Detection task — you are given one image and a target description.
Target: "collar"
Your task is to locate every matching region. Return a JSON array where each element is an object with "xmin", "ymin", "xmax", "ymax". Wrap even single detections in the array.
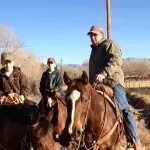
[{"xmin": 90, "ymin": 38, "xmax": 105, "ymax": 48}]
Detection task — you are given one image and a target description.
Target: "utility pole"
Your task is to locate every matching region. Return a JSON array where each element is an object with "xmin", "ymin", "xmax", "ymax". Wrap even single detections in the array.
[{"xmin": 106, "ymin": 0, "xmax": 111, "ymax": 39}]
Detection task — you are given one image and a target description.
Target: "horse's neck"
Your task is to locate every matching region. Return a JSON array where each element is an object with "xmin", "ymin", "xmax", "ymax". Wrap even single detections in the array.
[
  {"xmin": 86, "ymin": 88, "xmax": 107, "ymax": 136},
  {"xmin": 57, "ymin": 99, "xmax": 67, "ymax": 127},
  {"xmin": 88, "ymin": 88, "xmax": 106, "ymax": 122},
  {"xmin": 86, "ymin": 88, "xmax": 117, "ymax": 140}
]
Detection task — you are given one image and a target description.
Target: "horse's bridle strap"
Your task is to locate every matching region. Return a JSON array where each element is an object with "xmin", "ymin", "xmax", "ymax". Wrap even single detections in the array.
[
  {"xmin": 98, "ymin": 121, "xmax": 119, "ymax": 145},
  {"xmin": 96, "ymin": 90, "xmax": 116, "ymax": 108}
]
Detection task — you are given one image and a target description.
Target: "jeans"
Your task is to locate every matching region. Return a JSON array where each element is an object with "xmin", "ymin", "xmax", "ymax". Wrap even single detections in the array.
[{"xmin": 112, "ymin": 84, "xmax": 140, "ymax": 143}]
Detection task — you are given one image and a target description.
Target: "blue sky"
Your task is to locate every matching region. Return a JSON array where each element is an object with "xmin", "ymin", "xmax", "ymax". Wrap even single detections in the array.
[{"xmin": 0, "ymin": 0, "xmax": 150, "ymax": 64}]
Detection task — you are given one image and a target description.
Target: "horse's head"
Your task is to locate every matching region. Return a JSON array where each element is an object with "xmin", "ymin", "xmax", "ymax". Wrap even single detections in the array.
[
  {"xmin": 32, "ymin": 89, "xmax": 67, "ymax": 149},
  {"xmin": 31, "ymin": 115, "xmax": 62, "ymax": 150},
  {"xmin": 63, "ymin": 71, "xmax": 91, "ymax": 139},
  {"xmin": 38, "ymin": 89, "xmax": 60, "ymax": 119}
]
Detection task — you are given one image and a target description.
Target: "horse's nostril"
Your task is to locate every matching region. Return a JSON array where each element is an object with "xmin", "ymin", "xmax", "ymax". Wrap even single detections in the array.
[{"xmin": 75, "ymin": 129, "xmax": 81, "ymax": 137}]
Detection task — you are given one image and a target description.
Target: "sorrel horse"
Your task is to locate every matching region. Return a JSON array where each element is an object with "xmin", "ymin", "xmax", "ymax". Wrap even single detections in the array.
[
  {"xmin": 0, "ymin": 103, "xmax": 39, "ymax": 150},
  {"xmin": 63, "ymin": 71, "xmax": 123, "ymax": 150},
  {"xmin": 31, "ymin": 89, "xmax": 67, "ymax": 150}
]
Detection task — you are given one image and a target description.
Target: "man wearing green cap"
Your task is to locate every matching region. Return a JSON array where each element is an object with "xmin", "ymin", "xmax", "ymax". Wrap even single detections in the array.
[
  {"xmin": 87, "ymin": 25, "xmax": 142, "ymax": 150},
  {"xmin": 0, "ymin": 52, "xmax": 29, "ymax": 102}
]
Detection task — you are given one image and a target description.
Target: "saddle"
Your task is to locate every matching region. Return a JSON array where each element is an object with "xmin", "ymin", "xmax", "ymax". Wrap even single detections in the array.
[{"xmin": 94, "ymin": 83, "xmax": 113, "ymax": 98}]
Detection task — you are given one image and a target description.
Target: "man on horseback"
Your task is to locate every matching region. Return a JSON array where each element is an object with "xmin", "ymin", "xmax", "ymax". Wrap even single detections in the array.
[
  {"xmin": 87, "ymin": 25, "xmax": 142, "ymax": 150},
  {"xmin": 40, "ymin": 57, "xmax": 63, "ymax": 97},
  {"xmin": 0, "ymin": 52, "xmax": 29, "ymax": 103}
]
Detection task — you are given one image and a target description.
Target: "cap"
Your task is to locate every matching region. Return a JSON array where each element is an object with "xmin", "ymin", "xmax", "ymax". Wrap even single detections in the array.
[
  {"xmin": 87, "ymin": 25, "xmax": 104, "ymax": 35},
  {"xmin": 47, "ymin": 57, "xmax": 56, "ymax": 63},
  {"xmin": 1, "ymin": 52, "xmax": 13, "ymax": 61}
]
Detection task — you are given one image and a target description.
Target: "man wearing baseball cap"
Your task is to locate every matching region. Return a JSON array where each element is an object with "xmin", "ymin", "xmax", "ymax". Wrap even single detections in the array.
[
  {"xmin": 88, "ymin": 25, "xmax": 142, "ymax": 150},
  {"xmin": 0, "ymin": 52, "xmax": 29, "ymax": 102},
  {"xmin": 39, "ymin": 57, "xmax": 63, "ymax": 96}
]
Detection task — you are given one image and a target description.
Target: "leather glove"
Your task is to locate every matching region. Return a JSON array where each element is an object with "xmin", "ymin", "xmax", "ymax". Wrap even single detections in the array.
[
  {"xmin": 19, "ymin": 95, "xmax": 25, "ymax": 101},
  {"xmin": 95, "ymin": 74, "xmax": 106, "ymax": 83}
]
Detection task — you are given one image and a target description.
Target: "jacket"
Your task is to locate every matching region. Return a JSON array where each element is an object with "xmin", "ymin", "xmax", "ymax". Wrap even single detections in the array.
[
  {"xmin": 89, "ymin": 39, "xmax": 124, "ymax": 87},
  {"xmin": 39, "ymin": 68, "xmax": 63, "ymax": 96},
  {"xmin": 0, "ymin": 66, "xmax": 29, "ymax": 97}
]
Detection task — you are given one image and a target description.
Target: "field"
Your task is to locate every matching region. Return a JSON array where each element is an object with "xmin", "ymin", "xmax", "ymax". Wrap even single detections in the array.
[{"xmin": 125, "ymin": 80, "xmax": 150, "ymax": 150}]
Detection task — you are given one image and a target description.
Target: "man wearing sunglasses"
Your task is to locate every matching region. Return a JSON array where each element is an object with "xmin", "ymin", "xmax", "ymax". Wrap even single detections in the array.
[{"xmin": 88, "ymin": 25, "xmax": 142, "ymax": 150}]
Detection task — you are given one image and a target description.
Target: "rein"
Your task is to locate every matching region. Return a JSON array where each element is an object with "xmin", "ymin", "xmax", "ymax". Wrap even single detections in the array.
[{"xmin": 55, "ymin": 95, "xmax": 67, "ymax": 107}]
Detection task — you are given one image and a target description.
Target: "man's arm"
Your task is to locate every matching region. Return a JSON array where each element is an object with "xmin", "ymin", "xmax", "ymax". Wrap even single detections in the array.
[
  {"xmin": 101, "ymin": 41, "xmax": 122, "ymax": 77},
  {"xmin": 20, "ymin": 72, "xmax": 29, "ymax": 97},
  {"xmin": 55, "ymin": 72, "xmax": 63, "ymax": 90}
]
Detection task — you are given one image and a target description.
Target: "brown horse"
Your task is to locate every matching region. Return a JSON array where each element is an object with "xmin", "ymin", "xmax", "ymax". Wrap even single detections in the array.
[
  {"xmin": 63, "ymin": 71, "xmax": 123, "ymax": 150},
  {"xmin": 31, "ymin": 89, "xmax": 67, "ymax": 150},
  {"xmin": 0, "ymin": 103, "xmax": 39, "ymax": 150}
]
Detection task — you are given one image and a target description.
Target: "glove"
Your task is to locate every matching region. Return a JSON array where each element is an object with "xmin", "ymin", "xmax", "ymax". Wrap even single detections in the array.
[
  {"xmin": 95, "ymin": 74, "xmax": 106, "ymax": 83},
  {"xmin": 19, "ymin": 95, "xmax": 25, "ymax": 101}
]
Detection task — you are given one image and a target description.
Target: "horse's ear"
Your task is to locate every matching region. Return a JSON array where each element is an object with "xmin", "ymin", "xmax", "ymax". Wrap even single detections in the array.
[
  {"xmin": 81, "ymin": 71, "xmax": 88, "ymax": 84},
  {"xmin": 63, "ymin": 72, "xmax": 72, "ymax": 85}
]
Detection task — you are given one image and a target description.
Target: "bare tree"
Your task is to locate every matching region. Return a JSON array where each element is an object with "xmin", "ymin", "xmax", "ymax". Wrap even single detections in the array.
[{"xmin": 0, "ymin": 24, "xmax": 24, "ymax": 52}]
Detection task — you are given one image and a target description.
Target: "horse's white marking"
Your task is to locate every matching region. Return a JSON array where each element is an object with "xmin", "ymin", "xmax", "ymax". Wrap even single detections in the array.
[
  {"xmin": 68, "ymin": 90, "xmax": 81, "ymax": 134},
  {"xmin": 48, "ymin": 97, "xmax": 53, "ymax": 108}
]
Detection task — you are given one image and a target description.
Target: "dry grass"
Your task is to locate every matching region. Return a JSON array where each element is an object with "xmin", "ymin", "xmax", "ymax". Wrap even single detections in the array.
[
  {"xmin": 127, "ymin": 88, "xmax": 150, "ymax": 150},
  {"xmin": 125, "ymin": 80, "xmax": 150, "ymax": 89}
]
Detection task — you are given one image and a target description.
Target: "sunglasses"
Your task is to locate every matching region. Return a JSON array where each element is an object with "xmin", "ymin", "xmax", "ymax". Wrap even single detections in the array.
[
  {"xmin": 47, "ymin": 62, "xmax": 54, "ymax": 64},
  {"xmin": 89, "ymin": 33, "xmax": 98, "ymax": 36}
]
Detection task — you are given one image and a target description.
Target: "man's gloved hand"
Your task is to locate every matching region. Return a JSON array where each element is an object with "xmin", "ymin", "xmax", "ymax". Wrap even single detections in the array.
[
  {"xmin": 19, "ymin": 95, "xmax": 25, "ymax": 101},
  {"xmin": 95, "ymin": 74, "xmax": 106, "ymax": 83}
]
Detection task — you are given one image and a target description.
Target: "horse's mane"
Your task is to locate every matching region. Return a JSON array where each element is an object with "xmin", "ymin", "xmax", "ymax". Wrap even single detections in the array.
[{"xmin": 0, "ymin": 103, "xmax": 39, "ymax": 125}]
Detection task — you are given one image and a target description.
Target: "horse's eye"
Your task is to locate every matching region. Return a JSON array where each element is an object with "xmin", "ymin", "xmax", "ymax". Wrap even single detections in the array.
[{"xmin": 82, "ymin": 98, "xmax": 88, "ymax": 103}]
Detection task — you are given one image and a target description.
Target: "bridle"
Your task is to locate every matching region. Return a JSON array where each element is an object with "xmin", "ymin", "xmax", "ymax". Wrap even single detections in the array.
[
  {"xmin": 70, "ymin": 83, "xmax": 122, "ymax": 150},
  {"xmin": 68, "ymin": 86, "xmax": 92, "ymax": 150}
]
